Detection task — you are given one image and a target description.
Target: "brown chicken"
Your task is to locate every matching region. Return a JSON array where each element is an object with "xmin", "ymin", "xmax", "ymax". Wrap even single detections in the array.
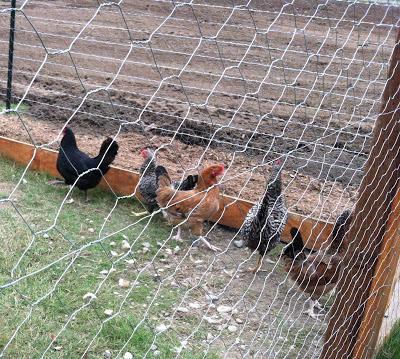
[
  {"xmin": 155, "ymin": 164, "xmax": 224, "ymax": 251},
  {"xmin": 282, "ymin": 210, "xmax": 352, "ymax": 319}
]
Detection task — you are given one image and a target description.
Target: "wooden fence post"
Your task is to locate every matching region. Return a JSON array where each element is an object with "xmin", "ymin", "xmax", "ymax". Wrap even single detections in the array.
[{"xmin": 321, "ymin": 28, "xmax": 400, "ymax": 359}]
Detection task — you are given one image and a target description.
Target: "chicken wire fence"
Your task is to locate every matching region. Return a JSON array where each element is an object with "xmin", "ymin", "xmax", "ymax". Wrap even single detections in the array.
[{"xmin": 0, "ymin": 0, "xmax": 399, "ymax": 358}]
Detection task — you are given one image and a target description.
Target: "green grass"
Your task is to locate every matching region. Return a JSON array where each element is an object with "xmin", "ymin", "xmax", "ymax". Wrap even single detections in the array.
[
  {"xmin": 375, "ymin": 321, "xmax": 400, "ymax": 359},
  {"xmin": 0, "ymin": 155, "xmax": 219, "ymax": 358},
  {"xmin": 0, "ymin": 102, "xmax": 29, "ymax": 113}
]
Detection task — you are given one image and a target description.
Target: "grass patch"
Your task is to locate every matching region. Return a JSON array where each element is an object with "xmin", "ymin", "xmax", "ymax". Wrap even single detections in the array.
[
  {"xmin": 375, "ymin": 321, "xmax": 400, "ymax": 359},
  {"xmin": 0, "ymin": 155, "xmax": 219, "ymax": 358},
  {"xmin": 0, "ymin": 102, "xmax": 29, "ymax": 113}
]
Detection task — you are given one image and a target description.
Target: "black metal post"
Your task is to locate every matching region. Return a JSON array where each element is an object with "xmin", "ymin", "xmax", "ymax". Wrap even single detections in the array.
[{"xmin": 6, "ymin": 0, "xmax": 17, "ymax": 110}]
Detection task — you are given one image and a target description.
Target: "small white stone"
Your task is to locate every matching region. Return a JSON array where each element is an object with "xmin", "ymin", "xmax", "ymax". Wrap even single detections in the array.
[
  {"xmin": 205, "ymin": 293, "xmax": 219, "ymax": 303},
  {"xmin": 22, "ymin": 178, "xmax": 28, "ymax": 184},
  {"xmin": 217, "ymin": 305, "xmax": 232, "ymax": 313},
  {"xmin": 83, "ymin": 292, "xmax": 97, "ymax": 302},
  {"xmin": 121, "ymin": 240, "xmax": 131, "ymax": 251},
  {"xmin": 110, "ymin": 241, "xmax": 116, "ymax": 246},
  {"xmin": 142, "ymin": 247, "xmax": 149, "ymax": 254},
  {"xmin": 123, "ymin": 352, "xmax": 133, "ymax": 359},
  {"xmin": 174, "ymin": 245, "xmax": 180, "ymax": 253},
  {"xmin": 122, "ymin": 234, "xmax": 129, "ymax": 240},
  {"xmin": 143, "ymin": 242, "xmax": 151, "ymax": 248},
  {"xmin": 103, "ymin": 350, "xmax": 112, "ymax": 359},
  {"xmin": 110, "ymin": 251, "xmax": 119, "ymax": 257},
  {"xmin": 154, "ymin": 350, "xmax": 161, "ymax": 356},
  {"xmin": 155, "ymin": 323, "xmax": 168, "ymax": 333},
  {"xmin": 118, "ymin": 278, "xmax": 130, "ymax": 288},
  {"xmin": 88, "ymin": 228, "xmax": 95, "ymax": 233},
  {"xmin": 207, "ymin": 333, "xmax": 214, "ymax": 341},
  {"xmin": 100, "ymin": 270, "xmax": 109, "ymax": 275},
  {"xmin": 43, "ymin": 233, "xmax": 49, "ymax": 239},
  {"xmin": 204, "ymin": 316, "xmax": 221, "ymax": 324},
  {"xmin": 235, "ymin": 317, "xmax": 244, "ymax": 324},
  {"xmin": 228, "ymin": 325, "xmax": 238, "ymax": 333},
  {"xmin": 66, "ymin": 198, "xmax": 74, "ymax": 204},
  {"xmin": 125, "ymin": 259, "xmax": 135, "ymax": 265},
  {"xmin": 150, "ymin": 344, "xmax": 157, "ymax": 351},
  {"xmin": 233, "ymin": 239, "xmax": 245, "ymax": 248},
  {"xmin": 104, "ymin": 309, "xmax": 114, "ymax": 316},
  {"xmin": 165, "ymin": 248, "xmax": 173, "ymax": 255},
  {"xmin": 189, "ymin": 302, "xmax": 201, "ymax": 309},
  {"xmin": 176, "ymin": 307, "xmax": 189, "ymax": 313}
]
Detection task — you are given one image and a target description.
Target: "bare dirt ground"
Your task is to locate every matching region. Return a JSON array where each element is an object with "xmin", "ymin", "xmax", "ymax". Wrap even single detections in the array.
[{"xmin": 0, "ymin": 0, "xmax": 399, "ymax": 358}]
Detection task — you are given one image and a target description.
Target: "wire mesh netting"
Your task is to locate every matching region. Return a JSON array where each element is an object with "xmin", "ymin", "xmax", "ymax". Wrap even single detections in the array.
[{"xmin": 0, "ymin": 0, "xmax": 399, "ymax": 358}]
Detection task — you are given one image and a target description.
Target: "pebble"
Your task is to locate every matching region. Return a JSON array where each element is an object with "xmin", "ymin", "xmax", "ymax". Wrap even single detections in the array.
[
  {"xmin": 155, "ymin": 323, "xmax": 168, "ymax": 333},
  {"xmin": 189, "ymin": 302, "xmax": 201, "ymax": 309},
  {"xmin": 142, "ymin": 247, "xmax": 149, "ymax": 254},
  {"xmin": 103, "ymin": 350, "xmax": 112, "ymax": 359},
  {"xmin": 22, "ymin": 178, "xmax": 28, "ymax": 184},
  {"xmin": 207, "ymin": 333, "xmax": 214, "ymax": 341},
  {"xmin": 205, "ymin": 293, "xmax": 219, "ymax": 303},
  {"xmin": 233, "ymin": 239, "xmax": 245, "ymax": 248},
  {"xmin": 235, "ymin": 318, "xmax": 244, "ymax": 324},
  {"xmin": 154, "ymin": 350, "xmax": 161, "ymax": 356},
  {"xmin": 88, "ymin": 228, "xmax": 95, "ymax": 233},
  {"xmin": 110, "ymin": 241, "xmax": 116, "ymax": 246},
  {"xmin": 83, "ymin": 292, "xmax": 97, "ymax": 302},
  {"xmin": 110, "ymin": 251, "xmax": 119, "ymax": 257},
  {"xmin": 125, "ymin": 259, "xmax": 135, "ymax": 265},
  {"xmin": 174, "ymin": 245, "xmax": 180, "ymax": 253},
  {"xmin": 121, "ymin": 240, "xmax": 131, "ymax": 251},
  {"xmin": 228, "ymin": 325, "xmax": 238, "ymax": 333},
  {"xmin": 118, "ymin": 279, "xmax": 130, "ymax": 288},
  {"xmin": 43, "ymin": 233, "xmax": 49, "ymax": 239},
  {"xmin": 143, "ymin": 242, "xmax": 151, "ymax": 248},
  {"xmin": 204, "ymin": 316, "xmax": 221, "ymax": 324},
  {"xmin": 104, "ymin": 309, "xmax": 114, "ymax": 316},
  {"xmin": 66, "ymin": 198, "xmax": 74, "ymax": 204},
  {"xmin": 217, "ymin": 305, "xmax": 232, "ymax": 313},
  {"xmin": 123, "ymin": 353, "xmax": 133, "ymax": 359},
  {"xmin": 150, "ymin": 344, "xmax": 157, "ymax": 351},
  {"xmin": 176, "ymin": 306, "xmax": 189, "ymax": 313}
]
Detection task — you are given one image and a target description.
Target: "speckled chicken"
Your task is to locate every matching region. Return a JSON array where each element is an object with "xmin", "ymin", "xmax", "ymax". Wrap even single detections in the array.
[
  {"xmin": 241, "ymin": 159, "xmax": 288, "ymax": 273},
  {"xmin": 136, "ymin": 148, "xmax": 198, "ymax": 215}
]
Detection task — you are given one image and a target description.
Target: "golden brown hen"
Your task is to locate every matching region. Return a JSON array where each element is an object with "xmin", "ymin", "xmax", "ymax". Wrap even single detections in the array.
[
  {"xmin": 282, "ymin": 210, "xmax": 352, "ymax": 318},
  {"xmin": 155, "ymin": 164, "xmax": 224, "ymax": 251}
]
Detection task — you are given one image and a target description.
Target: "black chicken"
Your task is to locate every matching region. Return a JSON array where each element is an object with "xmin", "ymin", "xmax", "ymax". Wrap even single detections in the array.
[
  {"xmin": 56, "ymin": 127, "xmax": 119, "ymax": 201},
  {"xmin": 136, "ymin": 148, "xmax": 198, "ymax": 216},
  {"xmin": 241, "ymin": 159, "xmax": 288, "ymax": 273}
]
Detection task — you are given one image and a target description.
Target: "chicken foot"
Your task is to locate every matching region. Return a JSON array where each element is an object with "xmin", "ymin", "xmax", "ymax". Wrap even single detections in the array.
[
  {"xmin": 303, "ymin": 299, "xmax": 325, "ymax": 320},
  {"xmin": 248, "ymin": 255, "xmax": 269, "ymax": 273},
  {"xmin": 192, "ymin": 236, "xmax": 221, "ymax": 252}
]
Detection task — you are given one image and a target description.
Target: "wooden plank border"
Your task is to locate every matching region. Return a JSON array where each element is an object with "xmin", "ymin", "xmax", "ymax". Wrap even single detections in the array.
[{"xmin": 0, "ymin": 135, "xmax": 333, "ymax": 249}]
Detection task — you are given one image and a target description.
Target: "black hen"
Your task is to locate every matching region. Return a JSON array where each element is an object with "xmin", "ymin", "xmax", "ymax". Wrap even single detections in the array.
[
  {"xmin": 137, "ymin": 148, "xmax": 198, "ymax": 214},
  {"xmin": 56, "ymin": 127, "xmax": 119, "ymax": 200},
  {"xmin": 241, "ymin": 159, "xmax": 288, "ymax": 273}
]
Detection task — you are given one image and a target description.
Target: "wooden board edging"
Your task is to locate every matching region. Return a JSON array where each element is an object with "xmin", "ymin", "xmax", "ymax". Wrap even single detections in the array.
[{"xmin": 0, "ymin": 135, "xmax": 333, "ymax": 249}]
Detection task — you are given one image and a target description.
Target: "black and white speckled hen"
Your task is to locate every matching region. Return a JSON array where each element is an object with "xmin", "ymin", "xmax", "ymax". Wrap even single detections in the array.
[
  {"xmin": 137, "ymin": 148, "xmax": 199, "ymax": 215},
  {"xmin": 56, "ymin": 127, "xmax": 119, "ymax": 201},
  {"xmin": 241, "ymin": 159, "xmax": 288, "ymax": 273}
]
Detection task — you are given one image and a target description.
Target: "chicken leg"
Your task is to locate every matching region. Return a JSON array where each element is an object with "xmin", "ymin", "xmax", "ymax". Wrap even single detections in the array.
[
  {"xmin": 172, "ymin": 227, "xmax": 182, "ymax": 241},
  {"xmin": 248, "ymin": 254, "xmax": 263, "ymax": 273}
]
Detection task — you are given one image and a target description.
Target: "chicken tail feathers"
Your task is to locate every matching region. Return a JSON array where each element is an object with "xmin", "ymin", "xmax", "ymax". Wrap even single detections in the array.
[
  {"xmin": 155, "ymin": 165, "xmax": 172, "ymax": 188},
  {"xmin": 97, "ymin": 137, "xmax": 119, "ymax": 172},
  {"xmin": 283, "ymin": 227, "xmax": 305, "ymax": 259},
  {"xmin": 175, "ymin": 174, "xmax": 199, "ymax": 191}
]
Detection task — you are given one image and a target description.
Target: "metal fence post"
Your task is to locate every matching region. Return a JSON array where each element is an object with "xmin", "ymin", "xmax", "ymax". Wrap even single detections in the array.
[{"xmin": 6, "ymin": 0, "xmax": 17, "ymax": 110}]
